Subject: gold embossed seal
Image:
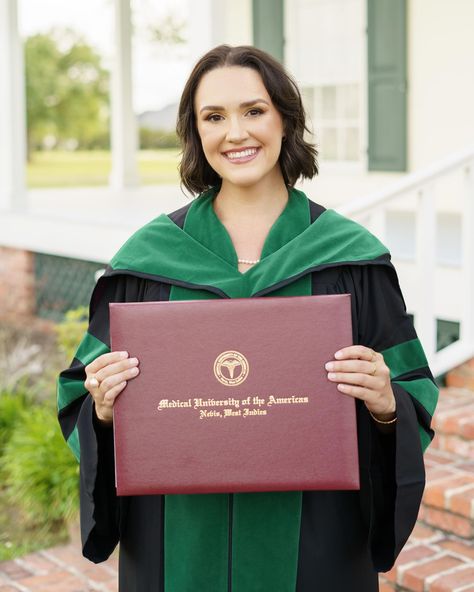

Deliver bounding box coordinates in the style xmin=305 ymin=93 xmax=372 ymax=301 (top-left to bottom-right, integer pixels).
xmin=214 ymin=351 xmax=249 ymax=386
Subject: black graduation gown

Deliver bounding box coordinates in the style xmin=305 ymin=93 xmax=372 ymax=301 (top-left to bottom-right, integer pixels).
xmin=57 ymin=186 xmax=438 ymax=592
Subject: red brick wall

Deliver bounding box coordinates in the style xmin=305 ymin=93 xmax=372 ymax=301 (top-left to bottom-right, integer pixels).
xmin=0 ymin=246 xmax=36 ymax=321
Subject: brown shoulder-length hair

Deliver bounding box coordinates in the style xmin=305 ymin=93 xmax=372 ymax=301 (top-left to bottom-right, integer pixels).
xmin=176 ymin=44 xmax=318 ymax=196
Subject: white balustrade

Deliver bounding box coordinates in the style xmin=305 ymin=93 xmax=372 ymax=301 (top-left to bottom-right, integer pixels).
xmin=338 ymin=146 xmax=474 ymax=378
xmin=415 ymin=183 xmax=437 ymax=361
xmin=462 ymin=161 xmax=474 ymax=343
xmin=368 ymin=208 xmax=386 ymax=244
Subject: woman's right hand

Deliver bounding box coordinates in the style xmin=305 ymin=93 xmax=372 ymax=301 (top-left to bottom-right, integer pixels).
xmin=84 ymin=351 xmax=140 ymax=425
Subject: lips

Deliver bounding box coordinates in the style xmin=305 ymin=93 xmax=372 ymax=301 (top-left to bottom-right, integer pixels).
xmin=222 ymin=147 xmax=260 ymax=163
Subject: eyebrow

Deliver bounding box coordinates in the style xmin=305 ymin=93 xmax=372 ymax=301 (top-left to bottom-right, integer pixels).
xmin=199 ymin=98 xmax=270 ymax=114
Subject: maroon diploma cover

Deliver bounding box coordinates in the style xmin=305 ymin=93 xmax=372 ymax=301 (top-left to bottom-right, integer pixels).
xmin=109 ymin=294 xmax=359 ymax=495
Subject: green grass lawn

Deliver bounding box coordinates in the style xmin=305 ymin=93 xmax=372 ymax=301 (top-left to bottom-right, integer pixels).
xmin=27 ymin=149 xmax=181 ymax=188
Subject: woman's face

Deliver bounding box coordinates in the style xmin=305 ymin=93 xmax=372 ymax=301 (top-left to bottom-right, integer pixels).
xmin=194 ymin=66 xmax=285 ymax=190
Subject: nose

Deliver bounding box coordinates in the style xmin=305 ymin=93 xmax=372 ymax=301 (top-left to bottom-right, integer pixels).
xmin=226 ymin=115 xmax=249 ymax=142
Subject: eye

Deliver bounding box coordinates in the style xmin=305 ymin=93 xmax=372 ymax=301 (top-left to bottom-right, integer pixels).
xmin=205 ymin=113 xmax=223 ymax=122
xmin=247 ymin=108 xmax=263 ymax=116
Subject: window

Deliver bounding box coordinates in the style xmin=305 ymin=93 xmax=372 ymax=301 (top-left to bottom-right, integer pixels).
xmin=302 ymin=83 xmax=360 ymax=162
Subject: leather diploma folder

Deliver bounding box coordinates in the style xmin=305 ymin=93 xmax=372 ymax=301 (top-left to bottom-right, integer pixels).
xmin=109 ymin=294 xmax=359 ymax=495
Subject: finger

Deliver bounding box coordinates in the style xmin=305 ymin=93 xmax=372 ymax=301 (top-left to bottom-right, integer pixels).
xmin=84 ymin=374 xmax=104 ymax=391
xmin=84 ymin=376 xmax=98 ymax=391
xmin=103 ymin=380 xmax=128 ymax=404
xmin=93 ymin=357 xmax=139 ymax=383
xmin=327 ymin=371 xmax=385 ymax=391
xmin=334 ymin=346 xmax=379 ymax=361
xmin=86 ymin=351 xmax=129 ymax=375
xmin=100 ymin=366 xmax=140 ymax=393
xmin=337 ymin=384 xmax=396 ymax=415
xmin=335 ymin=383 xmax=380 ymax=403
xmin=325 ymin=360 xmax=378 ymax=374
xmin=94 ymin=381 xmax=127 ymax=422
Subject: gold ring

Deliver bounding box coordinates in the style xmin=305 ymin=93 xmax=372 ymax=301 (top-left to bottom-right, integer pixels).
xmin=370 ymin=362 xmax=377 ymax=376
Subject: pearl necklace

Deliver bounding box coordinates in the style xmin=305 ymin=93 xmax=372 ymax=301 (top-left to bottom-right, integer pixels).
xmin=238 ymin=258 xmax=260 ymax=265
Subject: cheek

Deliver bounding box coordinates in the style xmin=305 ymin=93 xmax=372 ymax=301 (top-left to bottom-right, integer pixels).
xmin=199 ymin=136 xmax=223 ymax=169
xmin=199 ymin=128 xmax=222 ymax=153
xmin=256 ymin=117 xmax=283 ymax=144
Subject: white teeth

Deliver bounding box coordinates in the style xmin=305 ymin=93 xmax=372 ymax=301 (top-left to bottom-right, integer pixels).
xmin=225 ymin=148 xmax=258 ymax=159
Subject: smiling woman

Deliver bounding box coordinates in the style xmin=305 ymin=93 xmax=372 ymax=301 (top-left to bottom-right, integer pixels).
xmin=175 ymin=47 xmax=318 ymax=275
xmin=57 ymin=44 xmax=438 ymax=592
xmin=195 ymin=68 xmax=285 ymax=190
xmin=177 ymin=46 xmax=317 ymax=196
xmin=193 ymin=66 xmax=289 ymax=270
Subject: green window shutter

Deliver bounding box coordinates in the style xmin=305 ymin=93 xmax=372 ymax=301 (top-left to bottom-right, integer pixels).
xmin=252 ymin=0 xmax=284 ymax=63
xmin=367 ymin=0 xmax=407 ymax=171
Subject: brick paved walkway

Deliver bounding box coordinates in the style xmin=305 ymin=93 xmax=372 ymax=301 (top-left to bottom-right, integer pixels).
xmin=379 ymin=510 xmax=474 ymax=591
xmin=0 ymin=541 xmax=118 ymax=591
xmin=1 ymin=524 xmax=473 ymax=592
xmin=379 ymin=383 xmax=474 ymax=591
xmin=1 ymin=383 xmax=473 ymax=591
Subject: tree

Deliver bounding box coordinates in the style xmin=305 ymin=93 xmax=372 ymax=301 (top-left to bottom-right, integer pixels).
xmin=148 ymin=13 xmax=186 ymax=47
xmin=24 ymin=29 xmax=110 ymax=158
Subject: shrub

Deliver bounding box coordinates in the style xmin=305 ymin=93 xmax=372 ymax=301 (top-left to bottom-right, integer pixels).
xmin=0 ymin=323 xmax=61 ymax=398
xmin=0 ymin=391 xmax=30 ymax=458
xmin=0 ymin=306 xmax=89 ymax=553
xmin=54 ymin=305 xmax=89 ymax=361
xmin=1 ymin=403 xmax=79 ymax=528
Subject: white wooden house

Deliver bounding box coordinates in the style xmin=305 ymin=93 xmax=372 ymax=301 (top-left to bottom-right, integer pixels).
xmin=0 ymin=0 xmax=473 ymax=376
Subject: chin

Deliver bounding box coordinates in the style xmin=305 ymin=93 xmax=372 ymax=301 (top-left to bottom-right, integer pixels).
xmin=228 ymin=177 xmax=261 ymax=187
xmin=221 ymin=170 xmax=275 ymax=189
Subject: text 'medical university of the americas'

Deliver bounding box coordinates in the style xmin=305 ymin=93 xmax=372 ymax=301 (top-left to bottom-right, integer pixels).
xmin=156 ymin=394 xmax=310 ymax=420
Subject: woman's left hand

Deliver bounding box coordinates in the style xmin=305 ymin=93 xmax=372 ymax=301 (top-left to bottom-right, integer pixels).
xmin=325 ymin=345 xmax=396 ymax=420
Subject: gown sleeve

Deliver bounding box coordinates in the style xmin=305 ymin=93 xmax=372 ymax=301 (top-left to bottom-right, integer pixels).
xmin=56 ymin=271 xmax=149 ymax=563
xmin=351 ymin=262 xmax=439 ymax=572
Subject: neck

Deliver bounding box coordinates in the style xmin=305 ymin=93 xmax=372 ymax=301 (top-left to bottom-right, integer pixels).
xmin=213 ymin=175 xmax=289 ymax=224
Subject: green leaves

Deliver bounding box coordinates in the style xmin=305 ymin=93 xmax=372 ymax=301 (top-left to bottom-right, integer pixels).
xmin=54 ymin=305 xmax=89 ymax=361
xmin=0 ymin=306 xmax=88 ymax=557
xmin=0 ymin=392 xmax=30 ymax=461
xmin=24 ymin=29 xmax=110 ymax=156
xmin=1 ymin=402 xmax=79 ymax=527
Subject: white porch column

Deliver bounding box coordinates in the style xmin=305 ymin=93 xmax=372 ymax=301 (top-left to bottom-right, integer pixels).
xmin=109 ymin=0 xmax=139 ymax=189
xmin=188 ymin=0 xmax=221 ymax=59
xmin=0 ymin=0 xmax=27 ymax=211
xmin=188 ymin=0 xmax=248 ymax=60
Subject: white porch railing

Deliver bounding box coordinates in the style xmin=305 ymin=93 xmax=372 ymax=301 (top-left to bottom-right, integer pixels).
xmin=336 ymin=146 xmax=474 ymax=378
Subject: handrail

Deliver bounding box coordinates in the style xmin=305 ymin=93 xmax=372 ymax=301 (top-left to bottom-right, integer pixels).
xmin=335 ymin=146 xmax=474 ymax=379
xmin=337 ymin=145 xmax=474 ymax=216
